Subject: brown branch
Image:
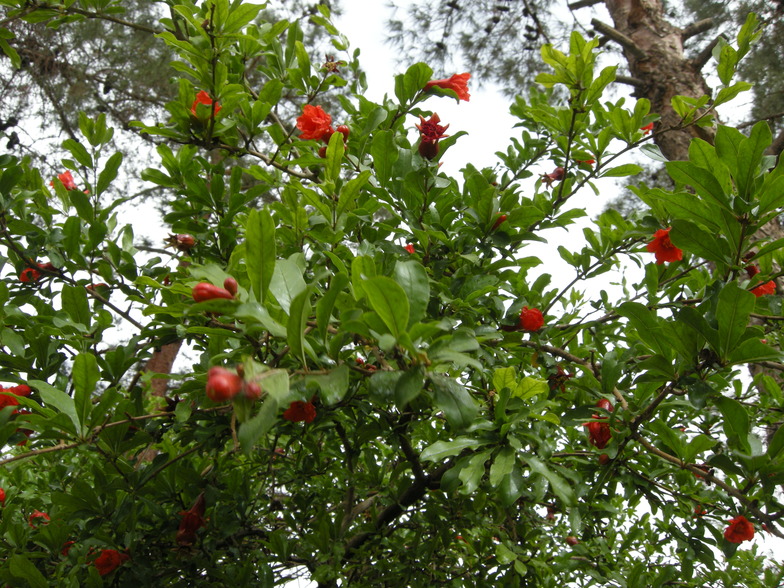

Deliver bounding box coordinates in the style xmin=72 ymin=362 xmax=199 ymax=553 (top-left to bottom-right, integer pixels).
xmin=217 ymin=143 xmax=317 ymax=181
xmin=60 ymin=5 xmax=161 ymax=35
xmin=632 ymin=433 xmax=784 ymax=539
xmin=568 ymin=0 xmax=603 ymax=9
xmin=682 ymin=18 xmax=715 ymax=42
xmin=591 ymin=19 xmax=648 ymax=61
xmin=616 ymin=75 xmax=645 ymax=87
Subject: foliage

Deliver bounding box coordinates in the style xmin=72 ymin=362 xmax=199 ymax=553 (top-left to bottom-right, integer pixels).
xmin=0 ymin=1 xmax=783 ymax=586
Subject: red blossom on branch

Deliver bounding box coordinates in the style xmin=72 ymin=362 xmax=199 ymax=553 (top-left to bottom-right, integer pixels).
xmin=28 ymin=510 xmax=50 ymax=528
xmin=404 ymin=243 xmax=415 ymax=254
xmin=93 ymin=549 xmax=130 ymax=576
xmin=641 ymin=122 xmax=654 ymax=135
xmin=518 ymin=306 xmax=544 ymax=331
xmin=0 ymin=487 xmax=5 ymax=507
xmin=192 ymin=282 xmax=235 ymax=302
xmin=541 ymin=167 xmax=565 ymax=187
xmin=191 ymin=90 xmax=221 ymax=117
xmin=724 ymin=515 xmax=754 ymax=543
xmin=0 ymin=384 xmax=32 ymax=413
xmin=751 ymin=280 xmax=776 ymax=297
xmin=646 ymin=228 xmax=683 ymax=264
xmin=584 ymin=399 xmax=613 ymax=449
xmin=51 ymin=170 xmax=78 ymax=190
xmin=205 ymin=367 xmax=243 ymax=402
xmin=283 ymin=400 xmax=317 ymax=423
xmin=424 ymin=73 xmax=471 ymax=101
xmin=297 ymin=105 xmax=334 ymax=141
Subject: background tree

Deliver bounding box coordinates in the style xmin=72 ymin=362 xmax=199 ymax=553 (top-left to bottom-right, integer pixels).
xmin=0 ymin=1 xmax=783 ymax=587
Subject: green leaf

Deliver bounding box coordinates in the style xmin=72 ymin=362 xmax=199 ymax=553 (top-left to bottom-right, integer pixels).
xmin=617 ymin=302 xmax=671 ymax=358
xmin=246 ymin=208 xmax=277 ymax=304
xmin=489 ymin=446 xmax=516 ymax=487
xmin=716 ymin=282 xmax=755 ymax=358
xmin=73 ymin=352 xmax=99 ymax=433
xmin=715 ymin=396 xmax=751 ymax=454
xmin=599 ymin=163 xmax=643 ymax=178
xmin=362 ymin=276 xmax=410 ymax=338
xmin=421 ymin=437 xmax=483 ymax=462
xmin=458 ymin=450 xmax=492 ymax=494
xmin=96 ymin=151 xmax=123 ymax=195
xmin=287 ymin=288 xmax=312 ymax=367
xmin=670 ymin=219 xmax=728 ymax=265
xmin=666 ymin=161 xmax=731 ymax=211
xmin=63 ymin=138 xmax=92 ymax=168
xmin=393 ymin=260 xmax=430 ymax=326
xmin=513 ymin=377 xmax=548 ymax=400
xmin=269 ymin=258 xmax=306 ymax=314
xmin=394 ymin=62 xmax=433 ymax=104
xmin=521 ymin=454 xmax=575 ymax=505
xmin=493 ymin=367 xmax=517 ymax=393
xmin=395 ymin=365 xmax=425 ymax=408
xmin=371 ymin=130 xmax=398 ymax=185
xmin=316 ymin=273 xmax=349 ymax=341
xmin=336 ymin=170 xmax=371 ymax=218
xmin=61 ymin=284 xmax=91 ymax=328
xmin=303 ymin=365 xmax=349 ymax=405
xmin=30 ymin=380 xmax=79 ymax=435
xmin=9 ymin=554 xmax=48 ymax=588
xmin=639 ymin=143 xmax=668 ymax=163
xmin=429 ymin=374 xmax=478 ymax=429
xmin=324 ymin=130 xmax=345 ymax=182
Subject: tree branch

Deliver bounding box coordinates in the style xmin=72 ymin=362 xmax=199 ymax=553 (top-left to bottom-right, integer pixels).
xmin=682 ymin=18 xmax=715 ymax=42
xmin=691 ymin=34 xmax=725 ymax=71
xmin=568 ymin=0 xmax=603 ymax=9
xmin=591 ymin=19 xmax=648 ymax=61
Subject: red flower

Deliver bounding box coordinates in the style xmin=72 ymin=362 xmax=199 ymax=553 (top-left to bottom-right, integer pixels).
xmin=61 ymin=541 xmax=75 ymax=556
xmin=404 ymin=243 xmax=415 ymax=254
xmin=416 ymin=113 xmax=449 ymax=144
xmin=28 ymin=510 xmax=50 ymax=528
xmin=694 ymin=506 xmax=706 ymax=517
xmin=0 ymin=384 xmax=31 ymax=412
xmin=641 ymin=122 xmax=654 ymax=135
xmin=751 ymin=280 xmax=776 ymax=297
xmin=541 ymin=167 xmax=565 ymax=187
xmin=297 ymin=105 xmax=334 ymax=141
xmin=205 ymin=367 xmax=243 ymax=402
xmin=177 ymin=492 xmax=207 ymax=546
xmin=192 ymin=282 xmax=235 ymax=302
xmin=647 ymin=228 xmax=683 ymax=264
xmin=576 ymin=159 xmax=595 ymax=166
xmin=0 ymin=487 xmax=5 ymax=506
xmin=425 ymin=73 xmax=471 ymax=101
xmin=19 ymin=267 xmax=41 ymax=282
xmin=518 ymin=306 xmax=544 ymax=331
xmin=724 ymin=515 xmax=754 ymax=543
xmin=51 ymin=170 xmax=78 ymax=190
xmin=93 ymin=549 xmax=130 ymax=576
xmin=584 ymin=399 xmax=613 ymax=449
xmin=283 ymin=400 xmax=317 ymax=423
xmin=492 ymin=214 xmax=508 ymax=230
xmin=190 ymin=90 xmax=221 ymax=117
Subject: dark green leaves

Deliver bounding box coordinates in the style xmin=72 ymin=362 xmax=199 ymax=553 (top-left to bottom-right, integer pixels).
xmin=246 ymin=208 xmax=276 ymax=304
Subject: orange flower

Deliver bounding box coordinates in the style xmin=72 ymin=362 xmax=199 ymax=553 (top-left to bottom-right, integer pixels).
xmin=190 ymin=90 xmax=221 ymax=117
xmin=425 ymin=73 xmax=471 ymax=101
xmin=724 ymin=515 xmax=754 ymax=543
xmin=93 ymin=549 xmax=130 ymax=576
xmin=296 ymin=105 xmax=333 ymax=141
xmin=518 ymin=306 xmax=544 ymax=331
xmin=283 ymin=400 xmax=317 ymax=423
xmin=50 ymin=170 xmax=77 ymax=190
xmin=751 ymin=280 xmax=776 ymax=297
xmin=646 ymin=228 xmax=682 ymax=264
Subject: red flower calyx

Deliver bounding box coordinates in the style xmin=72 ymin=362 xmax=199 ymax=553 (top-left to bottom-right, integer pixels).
xmin=191 ymin=90 xmax=221 ymax=117
xmin=518 ymin=306 xmax=544 ymax=332
xmin=205 ymin=367 xmax=243 ymax=402
xmin=724 ymin=515 xmax=754 ymax=543
xmin=166 ymin=233 xmax=196 ymax=252
xmin=93 ymin=549 xmax=130 ymax=576
xmin=283 ymin=400 xmax=317 ymax=423
xmin=541 ymin=167 xmax=565 ymax=187
xmin=416 ymin=113 xmax=449 ymax=160
xmin=424 ymin=73 xmax=471 ymax=102
xmin=177 ymin=492 xmax=207 ymax=546
xmin=647 ymin=227 xmax=683 ymax=264
xmin=192 ymin=282 xmax=235 ymax=302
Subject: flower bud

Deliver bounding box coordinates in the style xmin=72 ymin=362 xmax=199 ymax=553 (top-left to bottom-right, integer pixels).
xmin=336 ymin=125 xmax=350 ymax=141
xmin=192 ymin=282 xmax=234 ymax=302
xmin=223 ymin=277 xmax=238 ymax=296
